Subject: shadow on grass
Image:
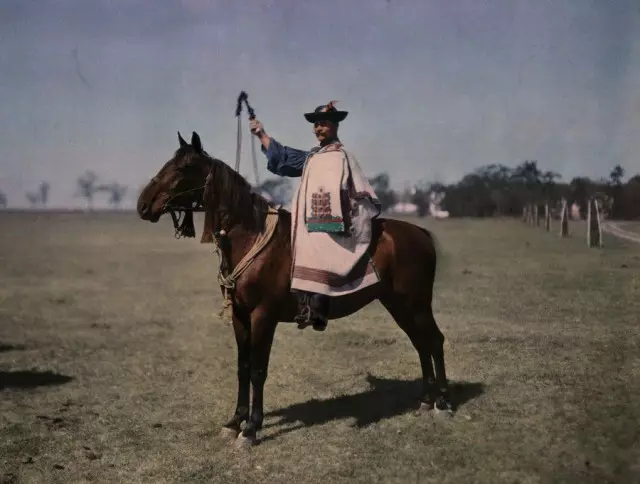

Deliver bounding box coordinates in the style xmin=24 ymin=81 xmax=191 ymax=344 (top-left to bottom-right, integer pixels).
xmin=261 ymin=374 xmax=484 ymax=442
xmin=0 ymin=343 xmax=26 ymax=352
xmin=0 ymin=370 xmax=73 ymax=390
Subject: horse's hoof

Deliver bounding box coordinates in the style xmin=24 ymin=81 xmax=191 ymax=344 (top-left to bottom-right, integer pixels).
xmin=433 ymin=407 xmax=454 ymax=419
xmin=235 ymin=432 xmax=257 ymax=448
xmin=219 ymin=427 xmax=239 ymax=441
xmin=418 ymin=401 xmax=434 ymax=412
xmin=433 ymin=399 xmax=454 ymax=419
xmin=416 ymin=402 xmax=433 ymax=414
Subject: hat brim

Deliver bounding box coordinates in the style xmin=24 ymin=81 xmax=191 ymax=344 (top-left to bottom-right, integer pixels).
xmin=304 ymin=111 xmax=348 ymax=123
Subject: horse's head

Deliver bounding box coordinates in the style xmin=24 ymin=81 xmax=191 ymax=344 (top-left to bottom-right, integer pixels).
xmin=137 ymin=131 xmax=212 ymax=222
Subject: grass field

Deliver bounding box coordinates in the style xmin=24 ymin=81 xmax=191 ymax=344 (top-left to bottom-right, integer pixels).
xmin=1 ymin=212 xmax=639 ymax=483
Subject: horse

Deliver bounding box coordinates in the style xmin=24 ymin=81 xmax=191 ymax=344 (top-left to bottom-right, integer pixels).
xmin=137 ymin=131 xmax=454 ymax=446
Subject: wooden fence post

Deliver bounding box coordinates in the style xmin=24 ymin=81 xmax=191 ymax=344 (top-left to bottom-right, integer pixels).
xmin=544 ymin=203 xmax=550 ymax=231
xmin=560 ymin=200 xmax=569 ymax=237
xmin=587 ymin=198 xmax=603 ymax=248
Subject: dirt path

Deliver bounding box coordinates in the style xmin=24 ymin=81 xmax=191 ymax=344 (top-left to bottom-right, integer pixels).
xmin=602 ymin=221 xmax=640 ymax=244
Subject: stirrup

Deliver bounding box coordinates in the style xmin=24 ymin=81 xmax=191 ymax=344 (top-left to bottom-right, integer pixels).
xmin=297 ymin=309 xmax=328 ymax=331
xmin=294 ymin=305 xmax=312 ymax=329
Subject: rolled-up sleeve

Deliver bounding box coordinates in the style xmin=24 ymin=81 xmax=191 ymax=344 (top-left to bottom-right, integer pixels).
xmin=262 ymin=138 xmax=308 ymax=178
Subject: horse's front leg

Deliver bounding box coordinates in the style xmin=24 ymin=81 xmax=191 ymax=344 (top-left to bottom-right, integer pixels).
xmin=220 ymin=310 xmax=251 ymax=439
xmin=237 ymin=309 xmax=277 ymax=446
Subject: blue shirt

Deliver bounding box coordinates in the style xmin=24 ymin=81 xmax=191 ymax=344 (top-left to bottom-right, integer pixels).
xmin=262 ymin=138 xmax=310 ymax=178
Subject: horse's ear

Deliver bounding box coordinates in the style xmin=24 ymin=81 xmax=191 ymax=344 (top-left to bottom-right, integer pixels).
xmin=191 ymin=131 xmax=203 ymax=153
xmin=178 ymin=131 xmax=187 ymax=148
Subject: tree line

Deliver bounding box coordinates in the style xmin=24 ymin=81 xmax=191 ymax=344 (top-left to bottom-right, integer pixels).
xmin=253 ymin=161 xmax=639 ymax=220
xmin=2 ymin=162 xmax=638 ymax=220
xmin=367 ymin=161 xmax=639 ymax=220
xmin=0 ymin=171 xmax=128 ymax=210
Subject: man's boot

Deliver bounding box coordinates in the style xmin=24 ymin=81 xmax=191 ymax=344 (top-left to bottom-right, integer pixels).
xmin=293 ymin=290 xmax=312 ymax=328
xmin=293 ymin=290 xmax=329 ymax=331
xmin=308 ymin=292 xmax=329 ymax=331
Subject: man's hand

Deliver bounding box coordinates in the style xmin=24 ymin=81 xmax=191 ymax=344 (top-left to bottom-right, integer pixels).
xmin=249 ymin=119 xmax=265 ymax=136
xmin=249 ymin=118 xmax=271 ymax=150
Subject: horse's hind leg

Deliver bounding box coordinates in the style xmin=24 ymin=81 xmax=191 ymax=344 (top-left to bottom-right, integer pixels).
xmin=424 ymin=307 xmax=453 ymax=412
xmin=380 ymin=297 xmax=452 ymax=412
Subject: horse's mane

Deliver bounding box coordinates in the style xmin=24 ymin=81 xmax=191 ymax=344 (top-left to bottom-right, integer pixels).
xmin=198 ymin=149 xmax=276 ymax=235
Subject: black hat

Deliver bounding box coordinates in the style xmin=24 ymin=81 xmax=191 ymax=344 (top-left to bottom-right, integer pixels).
xmin=303 ymin=101 xmax=348 ymax=124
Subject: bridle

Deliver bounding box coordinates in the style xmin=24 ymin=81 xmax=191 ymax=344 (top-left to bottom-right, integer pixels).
xmin=153 ymin=91 xmax=261 ymax=239
xmin=151 ymin=174 xmax=207 ymax=239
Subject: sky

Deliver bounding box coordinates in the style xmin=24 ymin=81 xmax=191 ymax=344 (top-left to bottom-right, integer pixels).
xmin=1 ymin=0 xmax=639 ymax=209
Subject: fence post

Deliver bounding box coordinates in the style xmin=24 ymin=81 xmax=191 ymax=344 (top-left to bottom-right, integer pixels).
xmin=587 ymin=198 xmax=603 ymax=248
xmin=560 ymin=200 xmax=569 ymax=237
xmin=544 ymin=203 xmax=550 ymax=231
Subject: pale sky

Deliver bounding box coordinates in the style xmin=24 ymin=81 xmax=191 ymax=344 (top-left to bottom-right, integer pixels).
xmin=1 ymin=0 xmax=639 ymax=208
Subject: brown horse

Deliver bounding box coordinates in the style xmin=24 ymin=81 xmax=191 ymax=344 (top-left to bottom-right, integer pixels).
xmin=137 ymin=131 xmax=453 ymax=445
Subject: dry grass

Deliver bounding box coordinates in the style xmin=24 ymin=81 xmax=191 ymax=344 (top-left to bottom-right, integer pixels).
xmin=0 ymin=212 xmax=638 ymax=483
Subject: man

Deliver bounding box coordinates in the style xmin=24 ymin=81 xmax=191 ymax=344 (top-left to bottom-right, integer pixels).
xmin=250 ymin=101 xmax=381 ymax=331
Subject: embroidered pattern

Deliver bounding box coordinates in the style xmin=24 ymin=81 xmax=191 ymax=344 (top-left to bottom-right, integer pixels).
xmin=307 ymin=187 xmax=345 ymax=232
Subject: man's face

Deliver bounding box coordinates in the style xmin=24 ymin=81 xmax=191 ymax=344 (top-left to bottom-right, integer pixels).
xmin=313 ymin=120 xmax=338 ymax=144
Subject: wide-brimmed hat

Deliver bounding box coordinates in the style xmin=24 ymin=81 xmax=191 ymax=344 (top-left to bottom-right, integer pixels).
xmin=303 ymin=100 xmax=348 ymax=124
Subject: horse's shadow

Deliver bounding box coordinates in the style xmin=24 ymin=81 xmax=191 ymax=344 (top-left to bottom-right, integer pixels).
xmin=0 ymin=342 xmax=73 ymax=391
xmin=0 ymin=370 xmax=73 ymax=390
xmin=0 ymin=342 xmax=26 ymax=353
xmin=261 ymin=374 xmax=484 ymax=442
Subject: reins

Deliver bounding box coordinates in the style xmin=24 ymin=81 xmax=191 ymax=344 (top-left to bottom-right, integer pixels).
xmin=164 ymin=91 xmax=262 ymax=239
xmin=160 ymin=92 xmax=280 ymax=322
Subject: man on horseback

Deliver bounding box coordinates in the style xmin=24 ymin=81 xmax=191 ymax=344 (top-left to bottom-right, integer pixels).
xmin=250 ymin=101 xmax=381 ymax=331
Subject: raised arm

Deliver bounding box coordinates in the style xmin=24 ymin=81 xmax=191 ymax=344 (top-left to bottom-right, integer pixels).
xmin=250 ymin=119 xmax=308 ymax=178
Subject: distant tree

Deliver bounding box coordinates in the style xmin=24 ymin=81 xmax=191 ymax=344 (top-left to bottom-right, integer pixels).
xmin=25 ymin=191 xmax=40 ymax=208
xmin=0 ymin=190 xmax=7 ymax=208
xmin=539 ymin=170 xmax=561 ymax=205
xmin=607 ymin=165 xmax=625 ymax=218
xmin=39 ymin=181 xmax=50 ymax=207
xmin=23 ymin=182 xmax=51 ymax=209
xmin=609 ymin=164 xmax=625 ymax=186
xmin=569 ymin=177 xmax=598 ymax=219
xmin=410 ymin=183 xmax=430 ymax=217
xmin=97 ymin=182 xmax=128 ymax=210
xmin=368 ymin=172 xmax=397 ymax=211
xmin=510 ymin=160 xmax=544 ymax=206
xmin=76 ymin=171 xmax=99 ymax=210
xmin=620 ymin=174 xmax=640 ymax=219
